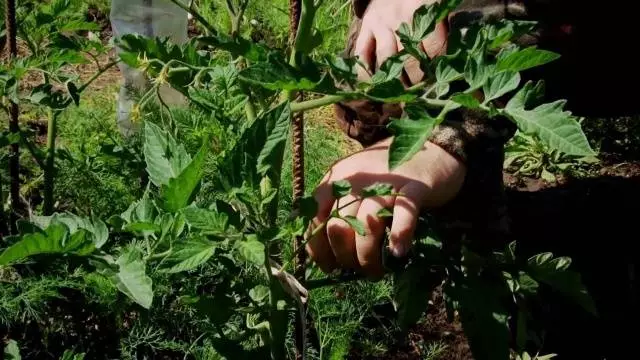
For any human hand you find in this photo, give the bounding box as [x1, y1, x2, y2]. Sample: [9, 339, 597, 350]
[305, 137, 465, 278]
[355, 0, 448, 84]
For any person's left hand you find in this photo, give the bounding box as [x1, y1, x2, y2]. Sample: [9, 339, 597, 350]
[305, 136, 465, 279]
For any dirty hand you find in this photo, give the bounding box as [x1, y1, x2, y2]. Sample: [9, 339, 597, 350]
[355, 0, 448, 83]
[305, 137, 465, 278]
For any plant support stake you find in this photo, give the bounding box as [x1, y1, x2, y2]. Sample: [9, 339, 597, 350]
[289, 0, 307, 358]
[5, 0, 21, 233]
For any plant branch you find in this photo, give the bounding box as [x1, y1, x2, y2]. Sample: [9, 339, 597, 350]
[289, 94, 346, 113]
[168, 0, 218, 35]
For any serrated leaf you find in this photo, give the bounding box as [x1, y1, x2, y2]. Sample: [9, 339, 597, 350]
[388, 114, 437, 170]
[436, 59, 462, 84]
[256, 102, 291, 178]
[342, 216, 365, 236]
[112, 249, 153, 309]
[198, 34, 270, 62]
[332, 180, 352, 198]
[3, 339, 20, 360]
[161, 137, 210, 212]
[451, 93, 480, 108]
[497, 47, 560, 73]
[366, 79, 417, 103]
[483, 71, 520, 103]
[446, 276, 511, 360]
[504, 85, 596, 157]
[235, 236, 265, 265]
[182, 206, 229, 234]
[362, 183, 394, 197]
[239, 60, 320, 91]
[159, 237, 216, 273]
[143, 122, 191, 187]
[526, 253, 596, 315]
[464, 54, 491, 90]
[372, 53, 408, 84]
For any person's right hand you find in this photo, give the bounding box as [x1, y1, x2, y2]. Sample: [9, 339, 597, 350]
[354, 0, 448, 84]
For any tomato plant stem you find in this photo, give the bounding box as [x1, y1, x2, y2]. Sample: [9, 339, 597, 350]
[168, 0, 218, 36]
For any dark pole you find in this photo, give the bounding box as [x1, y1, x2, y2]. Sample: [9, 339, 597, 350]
[5, 0, 21, 234]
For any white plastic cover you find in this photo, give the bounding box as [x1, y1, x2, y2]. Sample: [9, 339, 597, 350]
[110, 0, 189, 136]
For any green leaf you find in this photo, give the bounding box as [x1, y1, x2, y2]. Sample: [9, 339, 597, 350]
[235, 236, 265, 265]
[161, 137, 210, 212]
[366, 79, 417, 103]
[451, 93, 480, 108]
[182, 206, 229, 234]
[3, 339, 20, 360]
[249, 285, 270, 304]
[332, 180, 352, 198]
[527, 253, 597, 315]
[239, 58, 322, 92]
[219, 103, 291, 189]
[504, 83, 596, 157]
[66, 81, 80, 106]
[377, 208, 393, 218]
[143, 122, 191, 187]
[58, 19, 100, 32]
[342, 216, 366, 236]
[159, 237, 216, 273]
[483, 71, 520, 103]
[371, 54, 408, 84]
[446, 276, 511, 360]
[60, 350, 85, 360]
[198, 35, 271, 63]
[392, 233, 442, 330]
[256, 102, 291, 179]
[0, 222, 93, 265]
[124, 222, 162, 233]
[436, 59, 462, 84]
[464, 54, 491, 90]
[497, 47, 560, 73]
[388, 113, 438, 170]
[112, 249, 153, 309]
[362, 183, 394, 197]
[298, 195, 319, 220]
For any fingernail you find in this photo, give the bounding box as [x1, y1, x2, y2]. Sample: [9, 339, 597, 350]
[391, 243, 406, 258]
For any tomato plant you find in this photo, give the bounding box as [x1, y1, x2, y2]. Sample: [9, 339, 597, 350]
[1, 0, 598, 359]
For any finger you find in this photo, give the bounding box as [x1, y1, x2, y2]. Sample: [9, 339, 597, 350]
[306, 173, 338, 273]
[306, 218, 338, 273]
[374, 28, 398, 71]
[421, 21, 448, 58]
[354, 25, 375, 82]
[355, 196, 394, 278]
[389, 182, 428, 258]
[326, 194, 361, 269]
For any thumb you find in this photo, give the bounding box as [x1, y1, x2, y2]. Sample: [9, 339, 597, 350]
[388, 182, 427, 257]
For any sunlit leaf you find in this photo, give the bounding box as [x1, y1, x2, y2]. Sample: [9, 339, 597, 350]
[182, 206, 229, 234]
[111, 249, 153, 309]
[161, 137, 210, 212]
[388, 113, 438, 170]
[159, 237, 216, 273]
[235, 235, 265, 265]
[331, 180, 352, 198]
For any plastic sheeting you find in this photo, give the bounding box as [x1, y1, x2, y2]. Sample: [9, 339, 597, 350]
[110, 0, 189, 135]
